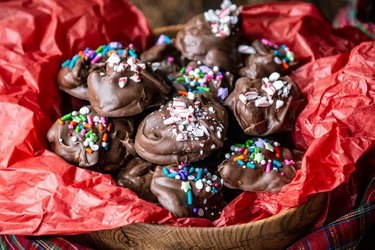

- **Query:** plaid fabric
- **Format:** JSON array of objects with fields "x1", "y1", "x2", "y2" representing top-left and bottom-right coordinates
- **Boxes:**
[
  {"x1": 0, "y1": 235, "x2": 91, "y2": 250},
  {"x1": 289, "y1": 174, "x2": 375, "y2": 250}
]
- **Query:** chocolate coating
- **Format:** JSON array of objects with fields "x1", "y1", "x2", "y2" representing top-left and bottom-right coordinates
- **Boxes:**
[
  {"x1": 57, "y1": 58, "x2": 103, "y2": 100},
  {"x1": 175, "y1": 14, "x2": 240, "y2": 72},
  {"x1": 117, "y1": 157, "x2": 158, "y2": 202},
  {"x1": 225, "y1": 74, "x2": 304, "y2": 136},
  {"x1": 218, "y1": 138, "x2": 302, "y2": 192},
  {"x1": 135, "y1": 93, "x2": 228, "y2": 165},
  {"x1": 47, "y1": 106, "x2": 134, "y2": 172},
  {"x1": 238, "y1": 40, "x2": 297, "y2": 79},
  {"x1": 151, "y1": 165, "x2": 223, "y2": 220},
  {"x1": 87, "y1": 58, "x2": 171, "y2": 117},
  {"x1": 141, "y1": 42, "x2": 183, "y2": 76}
]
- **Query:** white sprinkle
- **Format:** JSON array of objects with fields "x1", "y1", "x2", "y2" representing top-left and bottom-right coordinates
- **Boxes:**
[
  {"x1": 261, "y1": 160, "x2": 266, "y2": 165},
  {"x1": 91, "y1": 144, "x2": 99, "y2": 151},
  {"x1": 273, "y1": 141, "x2": 280, "y2": 147},
  {"x1": 205, "y1": 186, "x2": 212, "y2": 192},
  {"x1": 274, "y1": 57, "x2": 282, "y2": 64},
  {"x1": 187, "y1": 92, "x2": 195, "y2": 100},
  {"x1": 208, "y1": 107, "x2": 215, "y2": 113},
  {"x1": 200, "y1": 150, "x2": 204, "y2": 155},
  {"x1": 195, "y1": 180, "x2": 204, "y2": 189},
  {"x1": 99, "y1": 72, "x2": 105, "y2": 76},
  {"x1": 59, "y1": 138, "x2": 63, "y2": 143},
  {"x1": 151, "y1": 62, "x2": 160, "y2": 71},
  {"x1": 188, "y1": 175, "x2": 195, "y2": 181},
  {"x1": 79, "y1": 106, "x2": 90, "y2": 115},
  {"x1": 213, "y1": 66, "x2": 219, "y2": 72},
  {"x1": 102, "y1": 142, "x2": 108, "y2": 147},
  {"x1": 207, "y1": 180, "x2": 212, "y2": 185},
  {"x1": 175, "y1": 175, "x2": 181, "y2": 180},
  {"x1": 72, "y1": 111, "x2": 78, "y2": 116},
  {"x1": 225, "y1": 153, "x2": 231, "y2": 159},
  {"x1": 276, "y1": 100, "x2": 285, "y2": 109},
  {"x1": 71, "y1": 136, "x2": 78, "y2": 142},
  {"x1": 211, "y1": 144, "x2": 216, "y2": 149},
  {"x1": 269, "y1": 72, "x2": 280, "y2": 81},
  {"x1": 211, "y1": 175, "x2": 218, "y2": 181}
]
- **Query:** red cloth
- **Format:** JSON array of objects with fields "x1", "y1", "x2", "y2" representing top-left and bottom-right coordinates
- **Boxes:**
[{"x1": 0, "y1": 1, "x2": 373, "y2": 235}]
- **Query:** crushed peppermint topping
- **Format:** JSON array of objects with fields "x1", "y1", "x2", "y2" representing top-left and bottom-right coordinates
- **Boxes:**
[
  {"x1": 163, "y1": 96, "x2": 222, "y2": 142},
  {"x1": 240, "y1": 72, "x2": 291, "y2": 109},
  {"x1": 204, "y1": 0, "x2": 239, "y2": 37}
]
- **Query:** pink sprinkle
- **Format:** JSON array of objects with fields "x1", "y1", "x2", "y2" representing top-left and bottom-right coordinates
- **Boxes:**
[
  {"x1": 284, "y1": 159, "x2": 295, "y2": 166},
  {"x1": 167, "y1": 56, "x2": 174, "y2": 63},
  {"x1": 266, "y1": 160, "x2": 271, "y2": 172},
  {"x1": 80, "y1": 129, "x2": 86, "y2": 136},
  {"x1": 170, "y1": 169, "x2": 177, "y2": 173},
  {"x1": 100, "y1": 116, "x2": 107, "y2": 125},
  {"x1": 218, "y1": 8, "x2": 230, "y2": 18},
  {"x1": 87, "y1": 115, "x2": 93, "y2": 125},
  {"x1": 128, "y1": 43, "x2": 134, "y2": 49},
  {"x1": 281, "y1": 172, "x2": 285, "y2": 176},
  {"x1": 68, "y1": 124, "x2": 74, "y2": 130},
  {"x1": 186, "y1": 66, "x2": 193, "y2": 73},
  {"x1": 91, "y1": 54, "x2": 102, "y2": 64},
  {"x1": 237, "y1": 147, "x2": 244, "y2": 153}
]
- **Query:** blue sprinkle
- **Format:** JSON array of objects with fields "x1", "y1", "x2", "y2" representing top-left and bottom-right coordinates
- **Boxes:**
[
  {"x1": 273, "y1": 160, "x2": 282, "y2": 167},
  {"x1": 117, "y1": 49, "x2": 124, "y2": 55},
  {"x1": 212, "y1": 187, "x2": 218, "y2": 194},
  {"x1": 189, "y1": 167, "x2": 195, "y2": 173},
  {"x1": 280, "y1": 45, "x2": 287, "y2": 50},
  {"x1": 61, "y1": 59, "x2": 70, "y2": 68},
  {"x1": 249, "y1": 148, "x2": 254, "y2": 153},
  {"x1": 180, "y1": 173, "x2": 187, "y2": 181},
  {"x1": 164, "y1": 35, "x2": 171, "y2": 44},
  {"x1": 128, "y1": 49, "x2": 137, "y2": 58},
  {"x1": 247, "y1": 162, "x2": 256, "y2": 169},
  {"x1": 68, "y1": 55, "x2": 80, "y2": 69},
  {"x1": 273, "y1": 50, "x2": 280, "y2": 56},
  {"x1": 195, "y1": 168, "x2": 203, "y2": 181},
  {"x1": 237, "y1": 160, "x2": 245, "y2": 166},
  {"x1": 204, "y1": 169, "x2": 209, "y2": 174},
  {"x1": 162, "y1": 167, "x2": 170, "y2": 176},
  {"x1": 187, "y1": 190, "x2": 193, "y2": 205},
  {"x1": 101, "y1": 46, "x2": 109, "y2": 56}
]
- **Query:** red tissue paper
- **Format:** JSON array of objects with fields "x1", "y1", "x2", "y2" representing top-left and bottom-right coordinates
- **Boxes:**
[{"x1": 0, "y1": 1, "x2": 374, "y2": 235}]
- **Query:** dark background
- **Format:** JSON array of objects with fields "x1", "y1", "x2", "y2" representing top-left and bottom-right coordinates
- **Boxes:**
[{"x1": 130, "y1": 0, "x2": 347, "y2": 28}]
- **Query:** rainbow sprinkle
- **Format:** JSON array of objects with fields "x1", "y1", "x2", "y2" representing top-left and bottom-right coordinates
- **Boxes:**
[
  {"x1": 162, "y1": 164, "x2": 223, "y2": 217},
  {"x1": 61, "y1": 42, "x2": 138, "y2": 69},
  {"x1": 57, "y1": 106, "x2": 111, "y2": 154},
  {"x1": 173, "y1": 64, "x2": 229, "y2": 100},
  {"x1": 225, "y1": 138, "x2": 295, "y2": 173}
]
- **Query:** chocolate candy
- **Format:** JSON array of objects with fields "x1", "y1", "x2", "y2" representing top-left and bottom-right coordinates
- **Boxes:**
[
  {"x1": 135, "y1": 93, "x2": 228, "y2": 165},
  {"x1": 238, "y1": 39, "x2": 297, "y2": 79},
  {"x1": 174, "y1": 1, "x2": 240, "y2": 72},
  {"x1": 218, "y1": 138, "x2": 302, "y2": 192},
  {"x1": 58, "y1": 42, "x2": 136, "y2": 100},
  {"x1": 47, "y1": 106, "x2": 134, "y2": 172},
  {"x1": 117, "y1": 157, "x2": 158, "y2": 203},
  {"x1": 87, "y1": 56, "x2": 172, "y2": 117},
  {"x1": 140, "y1": 34, "x2": 184, "y2": 76},
  {"x1": 151, "y1": 164, "x2": 224, "y2": 220},
  {"x1": 225, "y1": 73, "x2": 304, "y2": 136}
]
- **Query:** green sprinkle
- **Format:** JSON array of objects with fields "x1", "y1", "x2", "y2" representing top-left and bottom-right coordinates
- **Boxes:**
[
  {"x1": 179, "y1": 67, "x2": 186, "y2": 74},
  {"x1": 85, "y1": 131, "x2": 93, "y2": 138},
  {"x1": 95, "y1": 45, "x2": 103, "y2": 53},
  {"x1": 61, "y1": 113, "x2": 72, "y2": 121},
  {"x1": 176, "y1": 77, "x2": 185, "y2": 83},
  {"x1": 78, "y1": 114, "x2": 86, "y2": 122},
  {"x1": 75, "y1": 126, "x2": 81, "y2": 133},
  {"x1": 196, "y1": 86, "x2": 210, "y2": 92}
]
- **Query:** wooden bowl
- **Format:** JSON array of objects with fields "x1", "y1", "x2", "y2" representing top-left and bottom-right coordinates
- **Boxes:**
[
  {"x1": 67, "y1": 25, "x2": 327, "y2": 249},
  {"x1": 67, "y1": 193, "x2": 326, "y2": 249}
]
